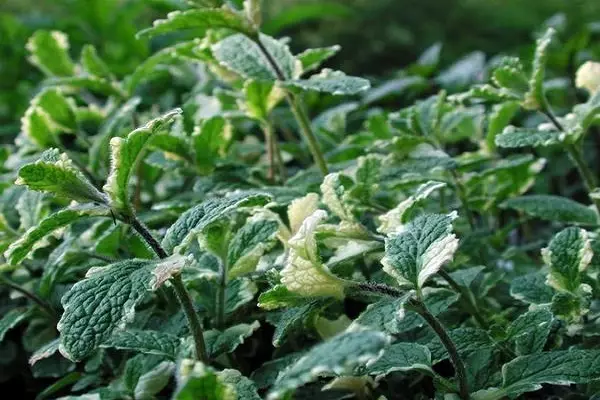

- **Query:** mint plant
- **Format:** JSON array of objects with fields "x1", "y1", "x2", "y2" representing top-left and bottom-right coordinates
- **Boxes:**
[{"x1": 3, "y1": 2, "x2": 600, "y2": 399}]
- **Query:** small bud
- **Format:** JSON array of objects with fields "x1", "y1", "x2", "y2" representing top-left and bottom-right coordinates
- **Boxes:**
[
  {"x1": 575, "y1": 61, "x2": 600, "y2": 94},
  {"x1": 244, "y1": 0, "x2": 262, "y2": 28}
]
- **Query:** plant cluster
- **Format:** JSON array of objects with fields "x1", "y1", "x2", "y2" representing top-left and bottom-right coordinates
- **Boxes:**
[{"x1": 3, "y1": 1, "x2": 600, "y2": 399}]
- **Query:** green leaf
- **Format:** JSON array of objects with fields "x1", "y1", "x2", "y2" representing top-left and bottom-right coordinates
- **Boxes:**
[
  {"x1": 137, "y1": 8, "x2": 255, "y2": 39},
  {"x1": 257, "y1": 284, "x2": 309, "y2": 310},
  {"x1": 506, "y1": 308, "x2": 554, "y2": 355},
  {"x1": 269, "y1": 330, "x2": 389, "y2": 399},
  {"x1": 193, "y1": 116, "x2": 231, "y2": 174},
  {"x1": 204, "y1": 321, "x2": 260, "y2": 357},
  {"x1": 427, "y1": 328, "x2": 495, "y2": 364},
  {"x1": 212, "y1": 34, "x2": 296, "y2": 81},
  {"x1": 16, "y1": 150, "x2": 106, "y2": 204},
  {"x1": 103, "y1": 109, "x2": 181, "y2": 213},
  {"x1": 486, "y1": 101, "x2": 520, "y2": 152},
  {"x1": 0, "y1": 308, "x2": 30, "y2": 343},
  {"x1": 175, "y1": 361, "x2": 236, "y2": 400},
  {"x1": 16, "y1": 190, "x2": 47, "y2": 231},
  {"x1": 510, "y1": 272, "x2": 555, "y2": 304},
  {"x1": 285, "y1": 69, "x2": 370, "y2": 95},
  {"x1": 122, "y1": 355, "x2": 173, "y2": 399},
  {"x1": 351, "y1": 155, "x2": 383, "y2": 202},
  {"x1": 45, "y1": 76, "x2": 126, "y2": 98},
  {"x1": 542, "y1": 227, "x2": 593, "y2": 292},
  {"x1": 162, "y1": 191, "x2": 271, "y2": 254},
  {"x1": 29, "y1": 338, "x2": 60, "y2": 365},
  {"x1": 26, "y1": 30, "x2": 75, "y2": 77},
  {"x1": 296, "y1": 45, "x2": 341, "y2": 75},
  {"x1": 150, "y1": 134, "x2": 193, "y2": 163},
  {"x1": 24, "y1": 88, "x2": 77, "y2": 142},
  {"x1": 495, "y1": 129, "x2": 565, "y2": 148},
  {"x1": 100, "y1": 330, "x2": 181, "y2": 359},
  {"x1": 349, "y1": 296, "x2": 408, "y2": 333},
  {"x1": 523, "y1": 28, "x2": 555, "y2": 110},
  {"x1": 382, "y1": 212, "x2": 459, "y2": 288},
  {"x1": 4, "y1": 204, "x2": 108, "y2": 265},
  {"x1": 89, "y1": 97, "x2": 141, "y2": 175},
  {"x1": 57, "y1": 259, "x2": 167, "y2": 361},
  {"x1": 126, "y1": 41, "x2": 199, "y2": 93},
  {"x1": 227, "y1": 218, "x2": 279, "y2": 279},
  {"x1": 219, "y1": 369, "x2": 261, "y2": 400},
  {"x1": 501, "y1": 195, "x2": 598, "y2": 225},
  {"x1": 500, "y1": 350, "x2": 600, "y2": 398},
  {"x1": 80, "y1": 45, "x2": 113, "y2": 80},
  {"x1": 366, "y1": 342, "x2": 432, "y2": 377},
  {"x1": 251, "y1": 353, "x2": 304, "y2": 389},
  {"x1": 269, "y1": 302, "x2": 320, "y2": 347}
]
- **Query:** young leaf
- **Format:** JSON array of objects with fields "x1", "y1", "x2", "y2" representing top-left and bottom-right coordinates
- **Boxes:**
[
  {"x1": 523, "y1": 28, "x2": 555, "y2": 110},
  {"x1": 486, "y1": 101, "x2": 520, "y2": 152},
  {"x1": 382, "y1": 212, "x2": 459, "y2": 288},
  {"x1": 45, "y1": 76, "x2": 126, "y2": 98},
  {"x1": 80, "y1": 45, "x2": 113, "y2": 80},
  {"x1": 4, "y1": 204, "x2": 108, "y2": 265},
  {"x1": 193, "y1": 116, "x2": 231, "y2": 174},
  {"x1": 100, "y1": 330, "x2": 181, "y2": 359},
  {"x1": 542, "y1": 227, "x2": 593, "y2": 292},
  {"x1": 378, "y1": 181, "x2": 446, "y2": 234},
  {"x1": 57, "y1": 259, "x2": 165, "y2": 361},
  {"x1": 320, "y1": 173, "x2": 354, "y2": 221},
  {"x1": 269, "y1": 302, "x2": 320, "y2": 347},
  {"x1": 175, "y1": 361, "x2": 236, "y2": 400},
  {"x1": 296, "y1": 45, "x2": 341, "y2": 75},
  {"x1": 162, "y1": 191, "x2": 271, "y2": 254},
  {"x1": 203, "y1": 321, "x2": 260, "y2": 357},
  {"x1": 366, "y1": 342, "x2": 432, "y2": 377},
  {"x1": 501, "y1": 195, "x2": 598, "y2": 225},
  {"x1": 212, "y1": 34, "x2": 297, "y2": 81},
  {"x1": 284, "y1": 69, "x2": 371, "y2": 95},
  {"x1": 243, "y1": 80, "x2": 284, "y2": 121},
  {"x1": 506, "y1": 308, "x2": 554, "y2": 355},
  {"x1": 16, "y1": 150, "x2": 107, "y2": 204},
  {"x1": 257, "y1": 284, "x2": 309, "y2": 310},
  {"x1": 268, "y1": 330, "x2": 389, "y2": 399},
  {"x1": 103, "y1": 109, "x2": 181, "y2": 213},
  {"x1": 227, "y1": 218, "x2": 279, "y2": 279},
  {"x1": 26, "y1": 30, "x2": 75, "y2": 77},
  {"x1": 499, "y1": 350, "x2": 600, "y2": 398},
  {"x1": 137, "y1": 8, "x2": 255, "y2": 39},
  {"x1": 26, "y1": 88, "x2": 77, "y2": 136},
  {"x1": 280, "y1": 210, "x2": 348, "y2": 299},
  {"x1": 134, "y1": 360, "x2": 175, "y2": 400}
]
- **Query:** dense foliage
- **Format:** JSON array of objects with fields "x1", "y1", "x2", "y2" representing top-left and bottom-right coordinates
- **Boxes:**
[{"x1": 3, "y1": 1, "x2": 600, "y2": 399}]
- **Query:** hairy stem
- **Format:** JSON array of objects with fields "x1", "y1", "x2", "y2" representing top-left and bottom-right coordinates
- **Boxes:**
[
  {"x1": 128, "y1": 214, "x2": 208, "y2": 362},
  {"x1": 438, "y1": 270, "x2": 488, "y2": 329},
  {"x1": 407, "y1": 298, "x2": 469, "y2": 400},
  {"x1": 354, "y1": 282, "x2": 404, "y2": 298},
  {"x1": 216, "y1": 262, "x2": 227, "y2": 330},
  {"x1": 0, "y1": 275, "x2": 56, "y2": 320},
  {"x1": 253, "y1": 37, "x2": 329, "y2": 175},
  {"x1": 171, "y1": 275, "x2": 209, "y2": 362},
  {"x1": 449, "y1": 169, "x2": 476, "y2": 231},
  {"x1": 540, "y1": 104, "x2": 600, "y2": 213}
]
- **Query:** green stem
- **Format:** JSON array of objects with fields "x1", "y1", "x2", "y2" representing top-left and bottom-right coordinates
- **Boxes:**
[
  {"x1": 216, "y1": 261, "x2": 228, "y2": 330},
  {"x1": 540, "y1": 105, "x2": 600, "y2": 213},
  {"x1": 0, "y1": 275, "x2": 56, "y2": 320},
  {"x1": 253, "y1": 37, "x2": 329, "y2": 175},
  {"x1": 438, "y1": 270, "x2": 488, "y2": 329},
  {"x1": 449, "y1": 169, "x2": 476, "y2": 231},
  {"x1": 172, "y1": 275, "x2": 209, "y2": 362},
  {"x1": 407, "y1": 298, "x2": 469, "y2": 400},
  {"x1": 128, "y1": 214, "x2": 208, "y2": 363}
]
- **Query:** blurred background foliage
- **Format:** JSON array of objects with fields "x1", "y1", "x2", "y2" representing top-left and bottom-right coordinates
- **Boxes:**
[{"x1": 1, "y1": 0, "x2": 600, "y2": 139}]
